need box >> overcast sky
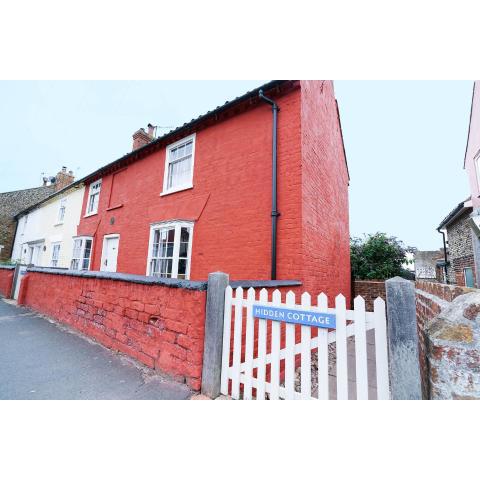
[0,81,473,250]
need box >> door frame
[100,234,120,272]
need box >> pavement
[0,299,193,400]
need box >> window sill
[106,204,123,211]
[160,184,193,197]
[54,222,64,227]
[84,212,98,218]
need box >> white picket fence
[220,287,390,400]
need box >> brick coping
[27,267,208,291]
[229,280,302,288]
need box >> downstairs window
[147,221,193,279]
[71,237,93,270]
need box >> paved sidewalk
[0,299,192,400]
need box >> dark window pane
[178,259,187,275]
[180,227,189,243]
[179,242,188,257]
[167,228,175,242]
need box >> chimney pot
[132,126,153,151]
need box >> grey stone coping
[26,267,208,291]
[229,280,302,289]
[0,265,15,270]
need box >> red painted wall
[0,267,14,298]
[77,81,350,299]
[18,271,207,390]
[300,81,351,302]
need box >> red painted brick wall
[0,267,14,298]
[77,81,350,298]
[300,81,351,301]
[18,271,207,390]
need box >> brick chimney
[132,125,154,151]
[54,166,75,191]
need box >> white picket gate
[220,287,390,400]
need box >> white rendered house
[12,183,85,268]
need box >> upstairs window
[162,135,195,195]
[51,242,61,267]
[71,236,93,270]
[57,198,67,224]
[86,180,102,215]
[147,221,193,279]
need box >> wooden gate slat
[220,285,233,395]
[317,293,329,400]
[256,288,268,400]
[270,289,281,400]
[335,294,348,400]
[354,296,368,400]
[231,287,243,400]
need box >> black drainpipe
[259,89,280,280]
[437,228,449,284]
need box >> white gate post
[385,277,422,400]
[201,271,229,399]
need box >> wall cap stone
[0,265,15,270]
[229,280,302,288]
[26,266,208,291]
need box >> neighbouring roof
[438,197,472,230]
[0,185,56,219]
[13,180,84,219]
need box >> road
[0,299,192,400]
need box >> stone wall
[0,185,54,262]
[446,211,477,286]
[415,280,480,399]
[353,280,386,311]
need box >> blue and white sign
[253,304,336,329]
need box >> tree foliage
[350,233,413,280]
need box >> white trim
[464,267,475,288]
[71,235,93,271]
[146,220,194,279]
[100,234,120,272]
[86,179,102,216]
[161,133,196,196]
[56,197,67,225]
[50,241,62,267]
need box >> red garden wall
[0,266,14,298]
[18,269,207,390]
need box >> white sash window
[162,135,195,195]
[147,221,193,279]
[71,236,93,270]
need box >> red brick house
[73,80,350,299]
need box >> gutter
[259,89,280,280]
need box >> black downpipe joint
[259,89,280,280]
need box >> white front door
[101,236,119,272]
[28,243,44,265]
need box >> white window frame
[85,179,102,216]
[161,134,196,196]
[146,220,194,279]
[56,198,67,224]
[464,267,475,288]
[50,242,61,267]
[70,236,93,271]
[475,155,480,191]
